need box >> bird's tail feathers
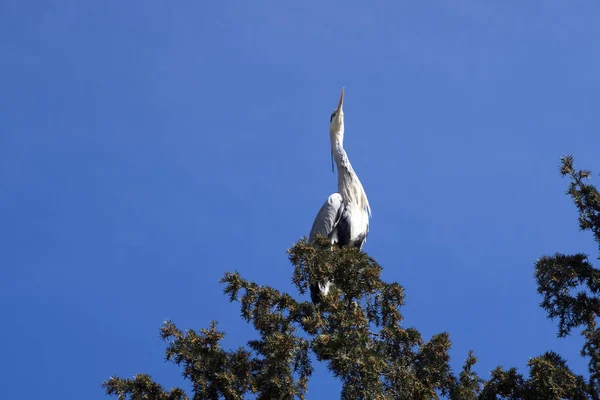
[310,280,332,305]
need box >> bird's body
[309,145,371,249]
[308,88,371,304]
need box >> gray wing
[308,193,343,243]
[308,193,343,305]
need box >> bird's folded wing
[308,193,343,243]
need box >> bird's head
[329,87,345,142]
[329,88,345,172]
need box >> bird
[308,88,371,304]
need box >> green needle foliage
[104,156,600,399]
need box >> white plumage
[308,88,371,304]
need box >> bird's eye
[330,112,336,122]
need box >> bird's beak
[335,87,345,114]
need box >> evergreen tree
[104,156,600,399]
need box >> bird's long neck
[332,138,371,216]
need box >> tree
[104,156,600,399]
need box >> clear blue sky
[2,1,599,398]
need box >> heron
[308,88,371,304]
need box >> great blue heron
[308,88,371,304]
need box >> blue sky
[2,1,600,398]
